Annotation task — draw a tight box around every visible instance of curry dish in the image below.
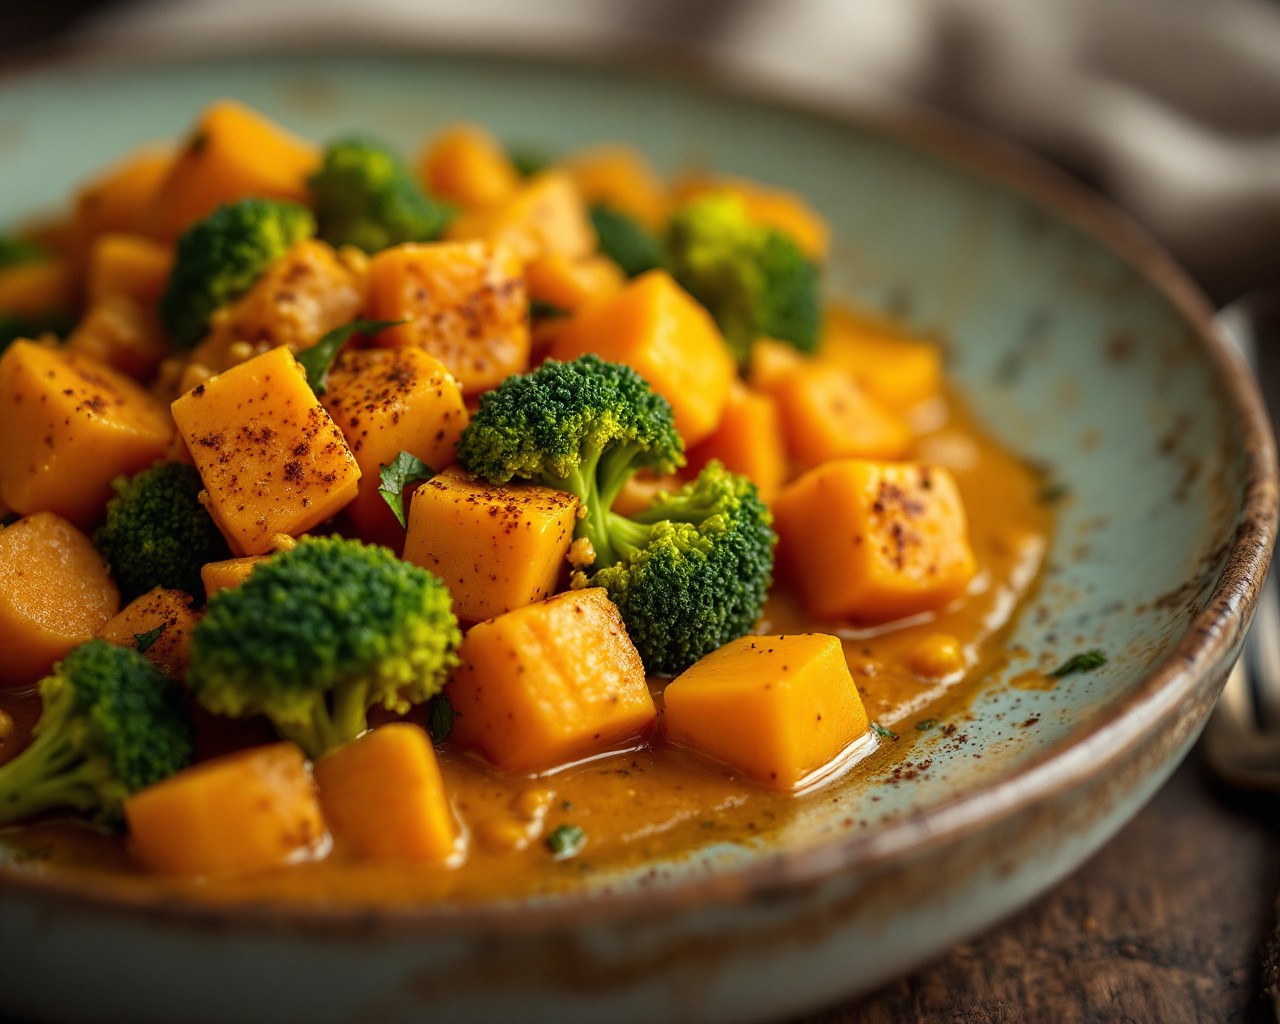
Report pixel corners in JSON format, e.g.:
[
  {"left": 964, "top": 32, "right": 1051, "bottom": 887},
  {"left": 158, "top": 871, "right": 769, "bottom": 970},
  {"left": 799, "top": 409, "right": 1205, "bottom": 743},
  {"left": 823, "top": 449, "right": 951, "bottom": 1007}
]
[{"left": 0, "top": 103, "right": 1054, "bottom": 903}]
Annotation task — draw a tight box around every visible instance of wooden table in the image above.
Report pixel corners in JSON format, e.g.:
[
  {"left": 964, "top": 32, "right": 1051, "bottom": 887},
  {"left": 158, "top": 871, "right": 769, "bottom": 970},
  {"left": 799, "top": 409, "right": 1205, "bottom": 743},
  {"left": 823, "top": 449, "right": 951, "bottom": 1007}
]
[{"left": 806, "top": 754, "right": 1280, "bottom": 1023}]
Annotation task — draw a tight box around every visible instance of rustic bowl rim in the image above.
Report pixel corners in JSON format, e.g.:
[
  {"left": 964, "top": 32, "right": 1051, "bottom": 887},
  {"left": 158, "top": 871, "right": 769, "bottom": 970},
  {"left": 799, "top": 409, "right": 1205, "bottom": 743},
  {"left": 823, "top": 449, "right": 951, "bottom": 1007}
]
[{"left": 0, "top": 38, "right": 1275, "bottom": 935}]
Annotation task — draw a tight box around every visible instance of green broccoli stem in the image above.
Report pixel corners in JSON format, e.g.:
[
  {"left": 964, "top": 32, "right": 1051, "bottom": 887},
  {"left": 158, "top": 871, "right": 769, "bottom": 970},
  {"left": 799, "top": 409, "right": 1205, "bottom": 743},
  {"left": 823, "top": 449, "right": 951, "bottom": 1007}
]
[
  {"left": 0, "top": 712, "right": 105, "bottom": 826},
  {"left": 278, "top": 681, "right": 372, "bottom": 759},
  {"left": 606, "top": 512, "right": 656, "bottom": 566}
]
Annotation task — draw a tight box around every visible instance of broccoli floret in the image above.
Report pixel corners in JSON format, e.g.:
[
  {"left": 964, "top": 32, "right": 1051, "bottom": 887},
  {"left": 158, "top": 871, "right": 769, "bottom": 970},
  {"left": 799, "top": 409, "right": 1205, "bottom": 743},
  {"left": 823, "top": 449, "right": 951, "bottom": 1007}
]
[
  {"left": 456, "top": 355, "right": 685, "bottom": 567},
  {"left": 93, "top": 461, "right": 230, "bottom": 603},
  {"left": 309, "top": 137, "right": 452, "bottom": 253},
  {"left": 0, "top": 640, "right": 195, "bottom": 826},
  {"left": 187, "top": 536, "right": 462, "bottom": 758},
  {"left": 589, "top": 203, "right": 663, "bottom": 277},
  {"left": 0, "top": 234, "right": 47, "bottom": 269},
  {"left": 159, "top": 197, "right": 315, "bottom": 348},
  {"left": 590, "top": 462, "right": 775, "bottom": 675},
  {"left": 665, "top": 193, "right": 821, "bottom": 364}
]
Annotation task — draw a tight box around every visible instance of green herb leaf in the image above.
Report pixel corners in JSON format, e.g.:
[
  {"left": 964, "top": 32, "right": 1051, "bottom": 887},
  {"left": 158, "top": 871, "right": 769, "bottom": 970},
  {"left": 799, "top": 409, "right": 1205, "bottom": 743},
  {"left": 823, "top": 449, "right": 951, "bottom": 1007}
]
[
  {"left": 1050, "top": 649, "right": 1107, "bottom": 678},
  {"left": 378, "top": 451, "right": 436, "bottom": 528},
  {"left": 1038, "top": 482, "right": 1070, "bottom": 504},
  {"left": 427, "top": 693, "right": 455, "bottom": 744},
  {"left": 871, "top": 722, "right": 898, "bottom": 741},
  {"left": 916, "top": 718, "right": 937, "bottom": 732},
  {"left": 529, "top": 299, "right": 569, "bottom": 320},
  {"left": 546, "top": 824, "right": 587, "bottom": 859},
  {"left": 297, "top": 318, "right": 405, "bottom": 396},
  {"left": 133, "top": 625, "right": 166, "bottom": 654}
]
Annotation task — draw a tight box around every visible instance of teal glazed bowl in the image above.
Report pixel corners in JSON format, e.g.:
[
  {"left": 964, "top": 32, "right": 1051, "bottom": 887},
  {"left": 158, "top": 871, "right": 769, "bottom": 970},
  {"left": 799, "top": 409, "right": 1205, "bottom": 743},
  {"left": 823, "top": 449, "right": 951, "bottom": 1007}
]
[{"left": 0, "top": 48, "right": 1274, "bottom": 1024}]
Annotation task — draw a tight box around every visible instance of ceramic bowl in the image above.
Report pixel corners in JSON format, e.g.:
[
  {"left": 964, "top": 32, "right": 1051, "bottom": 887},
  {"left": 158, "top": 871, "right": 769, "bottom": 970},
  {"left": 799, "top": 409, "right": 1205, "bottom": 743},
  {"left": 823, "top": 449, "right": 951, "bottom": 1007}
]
[{"left": 0, "top": 47, "right": 1274, "bottom": 1024}]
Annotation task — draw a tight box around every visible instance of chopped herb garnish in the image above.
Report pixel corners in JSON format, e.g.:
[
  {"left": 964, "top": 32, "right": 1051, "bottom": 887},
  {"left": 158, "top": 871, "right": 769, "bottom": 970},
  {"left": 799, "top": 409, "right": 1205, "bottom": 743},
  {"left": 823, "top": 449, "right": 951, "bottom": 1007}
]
[
  {"left": 871, "top": 722, "right": 898, "bottom": 741},
  {"left": 133, "top": 625, "right": 166, "bottom": 654},
  {"left": 916, "top": 718, "right": 937, "bottom": 732},
  {"left": 561, "top": 800, "right": 574, "bottom": 811},
  {"left": 1050, "top": 649, "right": 1107, "bottom": 677},
  {"left": 297, "top": 318, "right": 405, "bottom": 396},
  {"left": 1038, "top": 482, "right": 1070, "bottom": 504},
  {"left": 529, "top": 299, "right": 569, "bottom": 320},
  {"left": 377, "top": 451, "right": 437, "bottom": 528},
  {"left": 546, "top": 824, "right": 587, "bottom": 859},
  {"left": 426, "top": 693, "right": 455, "bottom": 744}
]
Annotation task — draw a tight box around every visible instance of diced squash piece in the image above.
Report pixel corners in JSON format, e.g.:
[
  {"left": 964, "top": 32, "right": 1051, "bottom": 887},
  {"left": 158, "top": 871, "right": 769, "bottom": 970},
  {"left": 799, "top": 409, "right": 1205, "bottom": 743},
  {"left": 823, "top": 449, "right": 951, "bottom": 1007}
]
[
  {"left": 149, "top": 101, "right": 320, "bottom": 241},
  {"left": 75, "top": 145, "right": 174, "bottom": 242},
  {"left": 195, "top": 240, "right": 367, "bottom": 367},
  {"left": 418, "top": 124, "right": 521, "bottom": 210},
  {"left": 445, "top": 171, "right": 595, "bottom": 264},
  {"left": 201, "top": 555, "right": 267, "bottom": 598},
  {"left": 524, "top": 252, "right": 624, "bottom": 313},
  {"left": 365, "top": 241, "right": 529, "bottom": 394},
  {"left": 0, "top": 341, "right": 174, "bottom": 525},
  {"left": 64, "top": 294, "right": 170, "bottom": 381},
  {"left": 0, "top": 260, "right": 73, "bottom": 318},
  {"left": 612, "top": 471, "right": 684, "bottom": 518},
  {"left": 773, "top": 459, "right": 977, "bottom": 622},
  {"left": 820, "top": 307, "right": 943, "bottom": 410},
  {"left": 314, "top": 723, "right": 459, "bottom": 862},
  {"left": 687, "top": 384, "right": 787, "bottom": 501},
  {"left": 124, "top": 741, "right": 325, "bottom": 877},
  {"left": 747, "top": 338, "right": 804, "bottom": 392},
  {"left": 563, "top": 145, "right": 668, "bottom": 230},
  {"left": 403, "top": 466, "right": 577, "bottom": 622},
  {"left": 769, "top": 361, "right": 911, "bottom": 470},
  {"left": 675, "top": 175, "right": 830, "bottom": 261},
  {"left": 446, "top": 588, "right": 655, "bottom": 773},
  {"left": 322, "top": 347, "right": 469, "bottom": 548},
  {"left": 170, "top": 346, "right": 360, "bottom": 555},
  {"left": 548, "top": 270, "right": 736, "bottom": 447},
  {"left": 664, "top": 633, "right": 869, "bottom": 790},
  {"left": 97, "top": 587, "right": 198, "bottom": 679},
  {"left": 0, "top": 512, "right": 120, "bottom": 688},
  {"left": 86, "top": 233, "right": 174, "bottom": 307}
]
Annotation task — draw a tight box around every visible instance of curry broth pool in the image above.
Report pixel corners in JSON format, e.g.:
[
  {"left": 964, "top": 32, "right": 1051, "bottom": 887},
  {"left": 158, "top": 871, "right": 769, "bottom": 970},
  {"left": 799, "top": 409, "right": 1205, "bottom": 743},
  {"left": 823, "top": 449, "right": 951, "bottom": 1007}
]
[{"left": 0, "top": 387, "right": 1051, "bottom": 904}]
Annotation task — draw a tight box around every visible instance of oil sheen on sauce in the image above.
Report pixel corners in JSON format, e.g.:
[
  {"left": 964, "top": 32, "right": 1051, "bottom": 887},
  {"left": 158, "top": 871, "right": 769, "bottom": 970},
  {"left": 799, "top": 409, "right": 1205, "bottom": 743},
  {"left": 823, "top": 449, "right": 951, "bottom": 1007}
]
[{"left": 0, "top": 389, "right": 1051, "bottom": 905}]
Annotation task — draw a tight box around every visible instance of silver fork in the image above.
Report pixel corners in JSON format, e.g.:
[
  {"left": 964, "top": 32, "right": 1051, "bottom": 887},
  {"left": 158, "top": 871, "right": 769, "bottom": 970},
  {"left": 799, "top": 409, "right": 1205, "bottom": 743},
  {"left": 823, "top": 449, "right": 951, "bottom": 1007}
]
[{"left": 1202, "top": 291, "right": 1280, "bottom": 1015}]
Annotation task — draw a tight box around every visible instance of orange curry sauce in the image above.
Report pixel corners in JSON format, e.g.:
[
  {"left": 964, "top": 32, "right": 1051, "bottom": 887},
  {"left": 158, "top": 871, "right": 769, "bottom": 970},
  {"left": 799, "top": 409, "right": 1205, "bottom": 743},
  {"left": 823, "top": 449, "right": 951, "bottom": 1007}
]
[{"left": 0, "top": 389, "right": 1050, "bottom": 905}]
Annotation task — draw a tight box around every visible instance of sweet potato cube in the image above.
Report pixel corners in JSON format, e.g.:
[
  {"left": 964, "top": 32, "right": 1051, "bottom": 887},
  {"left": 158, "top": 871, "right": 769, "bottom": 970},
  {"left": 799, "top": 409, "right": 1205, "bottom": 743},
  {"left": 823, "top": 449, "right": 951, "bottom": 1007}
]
[
  {"left": 64, "top": 294, "right": 170, "bottom": 382},
  {"left": 819, "top": 307, "right": 943, "bottom": 410},
  {"left": 686, "top": 384, "right": 787, "bottom": 501},
  {"left": 747, "top": 338, "right": 805, "bottom": 392},
  {"left": 199, "top": 240, "right": 366, "bottom": 360},
  {"left": 170, "top": 345, "right": 360, "bottom": 555},
  {"left": 445, "top": 171, "right": 595, "bottom": 264},
  {"left": 403, "top": 466, "right": 578, "bottom": 623},
  {"left": 97, "top": 587, "right": 198, "bottom": 679},
  {"left": 124, "top": 741, "right": 325, "bottom": 877},
  {"left": 365, "top": 241, "right": 530, "bottom": 394},
  {"left": 201, "top": 555, "right": 267, "bottom": 597},
  {"left": 322, "top": 347, "right": 469, "bottom": 548},
  {"left": 418, "top": 123, "right": 521, "bottom": 210},
  {"left": 149, "top": 101, "right": 320, "bottom": 240},
  {"left": 563, "top": 145, "right": 668, "bottom": 230},
  {"left": 769, "top": 361, "right": 911, "bottom": 470},
  {"left": 314, "top": 723, "right": 459, "bottom": 863},
  {"left": 0, "top": 513, "right": 119, "bottom": 688},
  {"left": 0, "top": 260, "right": 73, "bottom": 318},
  {"left": 663, "top": 633, "right": 868, "bottom": 789},
  {"left": 548, "top": 270, "right": 736, "bottom": 447},
  {"left": 524, "top": 252, "right": 624, "bottom": 313},
  {"left": 773, "top": 460, "right": 977, "bottom": 622},
  {"left": 74, "top": 145, "right": 175, "bottom": 243},
  {"left": 446, "top": 588, "right": 655, "bottom": 773},
  {"left": 86, "top": 233, "right": 174, "bottom": 307},
  {"left": 0, "top": 341, "right": 174, "bottom": 525}
]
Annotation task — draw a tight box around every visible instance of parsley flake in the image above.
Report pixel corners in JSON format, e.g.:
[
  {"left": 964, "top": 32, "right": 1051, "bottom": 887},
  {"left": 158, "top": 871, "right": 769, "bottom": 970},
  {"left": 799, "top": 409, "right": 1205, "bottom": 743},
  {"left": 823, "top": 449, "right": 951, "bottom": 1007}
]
[
  {"left": 529, "top": 299, "right": 569, "bottom": 320},
  {"left": 133, "top": 625, "right": 166, "bottom": 654},
  {"left": 916, "top": 718, "right": 938, "bottom": 732},
  {"left": 546, "top": 824, "right": 587, "bottom": 859},
  {"left": 1050, "top": 649, "right": 1108, "bottom": 678},
  {"left": 297, "top": 318, "right": 405, "bottom": 396},
  {"left": 378, "top": 452, "right": 436, "bottom": 528},
  {"left": 871, "top": 722, "right": 898, "bottom": 741},
  {"left": 427, "top": 693, "right": 455, "bottom": 744}
]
